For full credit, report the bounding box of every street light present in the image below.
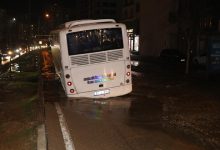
[8,50,13,56]
[12,17,16,22]
[45,13,50,19]
[7,17,17,49]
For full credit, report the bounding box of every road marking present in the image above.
[55,102,75,150]
[37,124,47,150]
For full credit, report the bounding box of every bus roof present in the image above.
[59,19,116,29]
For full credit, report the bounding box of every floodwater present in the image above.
[43,76,220,150]
[42,52,220,150]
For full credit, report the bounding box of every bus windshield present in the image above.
[67,28,123,55]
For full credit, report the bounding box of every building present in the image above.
[139,0,178,57]
[74,0,141,53]
[139,0,220,57]
[121,0,140,53]
[75,0,120,20]
[0,9,7,50]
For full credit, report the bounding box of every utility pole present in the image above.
[27,0,32,51]
[185,38,190,75]
[185,29,193,75]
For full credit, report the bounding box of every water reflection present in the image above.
[41,50,56,80]
[64,98,132,120]
[62,96,168,130]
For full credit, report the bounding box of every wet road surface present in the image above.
[42,51,220,150]
[43,78,209,150]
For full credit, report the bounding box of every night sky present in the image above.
[0,0,44,15]
[0,0,74,16]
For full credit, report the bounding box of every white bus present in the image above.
[50,19,132,98]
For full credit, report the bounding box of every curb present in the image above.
[37,73,47,150]
[37,124,47,150]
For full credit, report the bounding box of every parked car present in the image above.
[159,49,186,64]
[192,53,207,66]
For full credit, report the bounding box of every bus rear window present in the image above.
[67,28,123,55]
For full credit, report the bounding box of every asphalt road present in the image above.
[42,58,220,150]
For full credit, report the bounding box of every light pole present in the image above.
[8,50,13,72]
[7,17,16,49]
[39,40,42,49]
[0,50,2,66]
[38,12,51,35]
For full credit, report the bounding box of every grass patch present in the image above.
[13,72,39,82]
[0,122,37,150]
[0,51,41,150]
[22,95,38,120]
[0,69,40,150]
[6,81,37,91]
[1,72,39,93]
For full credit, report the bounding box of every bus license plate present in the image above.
[94,89,110,96]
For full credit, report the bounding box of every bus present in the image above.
[49,19,132,98]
